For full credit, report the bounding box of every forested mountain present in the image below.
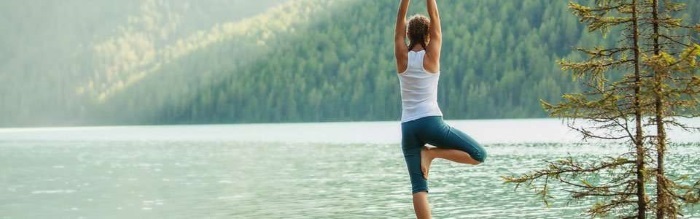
[1,0,698,126]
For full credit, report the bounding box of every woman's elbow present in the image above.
[429,33,442,42]
[395,34,406,42]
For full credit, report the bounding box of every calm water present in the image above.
[1,119,699,218]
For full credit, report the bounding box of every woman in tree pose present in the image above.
[394,0,487,218]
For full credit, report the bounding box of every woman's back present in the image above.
[398,50,442,122]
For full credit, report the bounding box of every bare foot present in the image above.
[421,146,433,180]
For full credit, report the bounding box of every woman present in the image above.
[394,0,487,218]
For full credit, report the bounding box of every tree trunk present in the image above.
[631,0,647,218]
[651,0,670,217]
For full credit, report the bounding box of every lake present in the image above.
[1,119,699,218]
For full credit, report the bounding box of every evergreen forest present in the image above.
[1,0,698,126]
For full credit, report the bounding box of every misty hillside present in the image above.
[1,0,698,127]
[0,0,294,126]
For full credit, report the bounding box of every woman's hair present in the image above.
[407,14,430,51]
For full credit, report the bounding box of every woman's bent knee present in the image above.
[473,150,487,163]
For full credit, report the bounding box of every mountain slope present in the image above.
[0,0,292,126]
[113,0,588,124]
[170,0,698,124]
[1,0,698,126]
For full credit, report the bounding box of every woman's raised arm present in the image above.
[425,0,441,71]
[394,0,410,73]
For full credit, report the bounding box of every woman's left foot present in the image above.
[420,147,433,180]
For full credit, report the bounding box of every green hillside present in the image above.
[0,0,292,126]
[1,0,698,126]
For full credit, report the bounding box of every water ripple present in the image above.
[0,141,698,218]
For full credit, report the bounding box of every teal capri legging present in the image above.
[401,116,487,194]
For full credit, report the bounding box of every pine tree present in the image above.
[505,0,700,218]
[505,0,651,217]
[641,1,700,217]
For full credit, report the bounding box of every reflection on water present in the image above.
[0,120,699,218]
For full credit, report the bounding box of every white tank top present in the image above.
[398,50,443,122]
